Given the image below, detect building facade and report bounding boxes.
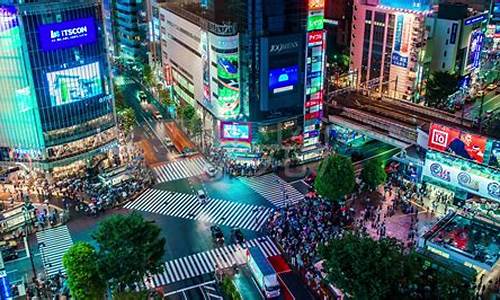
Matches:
[0,0,117,170]
[350,0,433,101]
[160,1,320,159]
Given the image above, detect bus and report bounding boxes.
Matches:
[246,247,280,298]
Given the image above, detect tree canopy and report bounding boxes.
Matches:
[314,154,355,202]
[425,71,460,109]
[320,233,475,300]
[63,242,106,300]
[361,158,387,190]
[92,212,166,291]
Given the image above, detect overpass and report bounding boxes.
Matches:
[325,92,475,149]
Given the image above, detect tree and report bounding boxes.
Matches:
[63,242,106,300]
[189,113,203,137]
[361,158,387,190]
[314,154,355,202]
[114,84,125,110]
[425,71,460,109]
[92,212,166,291]
[320,233,475,300]
[143,64,154,87]
[117,107,136,133]
[159,89,173,106]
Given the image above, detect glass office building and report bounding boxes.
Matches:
[0,0,117,170]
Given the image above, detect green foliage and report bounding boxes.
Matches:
[257,130,278,145]
[117,107,136,133]
[314,154,355,202]
[62,242,106,300]
[114,84,125,110]
[281,127,293,140]
[143,64,154,87]
[159,89,173,106]
[425,71,460,109]
[320,233,475,300]
[221,277,242,300]
[189,114,203,136]
[92,212,166,291]
[361,158,387,190]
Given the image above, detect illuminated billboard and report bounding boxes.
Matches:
[487,141,500,169]
[269,65,299,94]
[391,14,410,68]
[47,62,103,106]
[308,0,325,10]
[466,30,483,70]
[424,151,500,202]
[428,123,487,164]
[307,15,324,31]
[379,0,431,11]
[216,53,240,118]
[220,122,251,142]
[38,18,97,51]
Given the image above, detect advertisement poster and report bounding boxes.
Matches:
[216,54,240,118]
[428,123,487,164]
[391,14,410,68]
[220,122,251,142]
[423,151,500,201]
[46,62,103,106]
[466,30,484,70]
[38,18,97,51]
[269,65,299,94]
[487,140,500,169]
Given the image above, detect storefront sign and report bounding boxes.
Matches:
[450,23,458,45]
[464,14,487,26]
[39,18,97,51]
[269,41,299,54]
[423,157,500,202]
[391,53,408,68]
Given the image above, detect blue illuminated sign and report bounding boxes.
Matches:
[379,0,431,11]
[394,15,404,52]
[391,53,408,68]
[269,65,299,94]
[450,23,458,45]
[0,276,11,299]
[464,14,487,26]
[38,18,97,51]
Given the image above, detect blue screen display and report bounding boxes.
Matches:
[379,0,431,11]
[38,18,97,51]
[269,65,299,94]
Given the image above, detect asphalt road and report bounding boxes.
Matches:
[460,90,500,119]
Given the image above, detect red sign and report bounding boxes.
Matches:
[309,0,325,10]
[305,111,321,120]
[308,31,324,45]
[428,123,487,164]
[305,99,321,108]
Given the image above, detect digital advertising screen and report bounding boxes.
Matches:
[308,0,325,10]
[220,122,251,142]
[38,18,97,51]
[424,151,500,201]
[466,30,484,70]
[307,15,324,31]
[379,0,431,11]
[269,65,299,94]
[391,14,410,68]
[216,53,240,118]
[428,123,487,164]
[47,62,103,106]
[487,140,500,169]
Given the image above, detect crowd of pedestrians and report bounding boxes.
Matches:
[205,145,272,177]
[266,195,354,297]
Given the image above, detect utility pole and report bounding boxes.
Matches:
[22,198,36,280]
[478,93,485,133]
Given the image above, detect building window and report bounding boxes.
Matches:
[442,62,446,68]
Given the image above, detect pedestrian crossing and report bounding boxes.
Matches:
[125,189,272,231]
[153,157,207,183]
[142,236,280,288]
[36,225,74,277]
[239,173,304,208]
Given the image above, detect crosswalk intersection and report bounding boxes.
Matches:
[239,173,304,208]
[124,189,272,231]
[153,157,207,183]
[142,236,280,288]
[36,225,74,277]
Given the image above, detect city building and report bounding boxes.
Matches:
[350,0,434,101]
[0,0,117,170]
[427,3,488,87]
[325,0,353,49]
[160,1,325,160]
[105,0,148,63]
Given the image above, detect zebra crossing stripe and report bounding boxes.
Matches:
[125,190,272,231]
[141,236,279,289]
[153,157,208,183]
[36,225,74,277]
[239,174,304,208]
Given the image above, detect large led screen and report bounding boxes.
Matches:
[220,122,251,142]
[269,65,299,94]
[487,141,500,169]
[216,54,240,118]
[428,123,487,164]
[47,62,103,106]
[38,18,97,51]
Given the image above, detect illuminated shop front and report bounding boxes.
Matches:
[0,0,117,170]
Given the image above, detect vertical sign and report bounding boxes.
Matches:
[200,30,211,105]
[303,0,325,150]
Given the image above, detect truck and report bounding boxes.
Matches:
[246,247,280,298]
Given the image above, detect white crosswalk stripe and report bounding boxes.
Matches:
[153,157,207,183]
[144,236,279,288]
[36,225,74,277]
[125,189,272,231]
[239,173,304,207]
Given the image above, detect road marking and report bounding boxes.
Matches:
[152,157,208,183]
[163,280,216,297]
[36,225,74,276]
[239,174,304,208]
[125,189,272,231]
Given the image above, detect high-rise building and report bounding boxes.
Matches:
[106,0,148,62]
[0,0,117,170]
[160,1,325,160]
[350,0,434,101]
